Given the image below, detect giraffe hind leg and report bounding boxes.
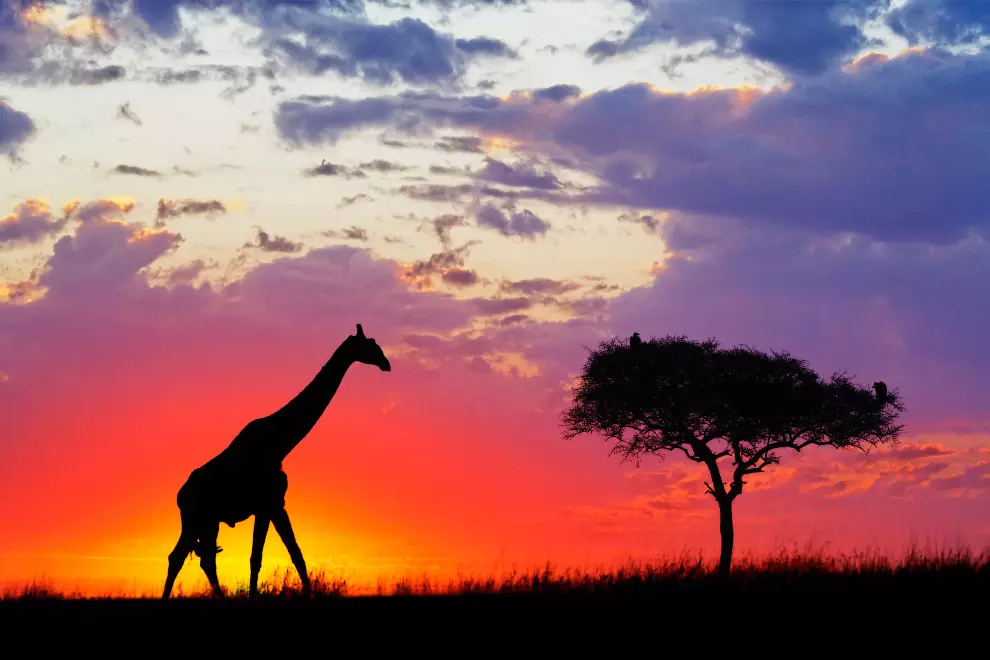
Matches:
[271,507,310,595]
[196,521,224,598]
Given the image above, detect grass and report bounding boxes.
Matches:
[3,546,988,650]
[5,543,990,601]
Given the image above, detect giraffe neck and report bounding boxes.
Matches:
[270,343,355,462]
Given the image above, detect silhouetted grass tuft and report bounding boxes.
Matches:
[4,544,989,601]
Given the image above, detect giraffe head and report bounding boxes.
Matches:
[346,323,391,371]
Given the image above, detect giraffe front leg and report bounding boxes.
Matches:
[197,522,224,598]
[271,507,311,595]
[250,514,270,598]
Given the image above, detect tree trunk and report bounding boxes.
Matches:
[717,496,733,580]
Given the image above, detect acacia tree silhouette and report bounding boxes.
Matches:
[561,334,904,579]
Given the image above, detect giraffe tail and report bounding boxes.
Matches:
[191,541,224,558]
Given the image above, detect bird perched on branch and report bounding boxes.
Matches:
[873,381,888,406]
[630,332,642,348]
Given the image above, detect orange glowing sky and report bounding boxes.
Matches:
[3,0,990,596]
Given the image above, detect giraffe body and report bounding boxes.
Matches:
[161,324,390,599]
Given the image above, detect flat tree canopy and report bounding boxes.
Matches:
[562,335,904,577]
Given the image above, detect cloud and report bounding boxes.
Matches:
[431,213,466,248]
[406,243,474,278]
[499,313,528,326]
[403,241,478,289]
[930,461,990,494]
[454,36,517,59]
[274,92,540,148]
[34,201,183,301]
[323,226,369,241]
[435,135,484,153]
[887,0,990,47]
[475,204,550,240]
[165,258,212,287]
[155,198,227,226]
[243,228,303,253]
[0,199,73,248]
[442,267,480,287]
[551,50,990,243]
[605,219,990,425]
[64,64,126,85]
[586,0,889,77]
[71,198,136,224]
[278,49,990,244]
[618,213,662,235]
[338,193,372,208]
[358,159,408,173]
[303,160,366,178]
[0,198,478,383]
[500,278,580,296]
[0,100,36,155]
[470,296,533,316]
[476,157,561,190]
[111,164,162,177]
[264,15,515,86]
[396,182,522,204]
[429,164,469,176]
[0,1,72,74]
[532,84,582,103]
[0,3,123,84]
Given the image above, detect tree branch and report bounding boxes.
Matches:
[675,444,704,462]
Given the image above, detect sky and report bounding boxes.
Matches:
[2,0,990,596]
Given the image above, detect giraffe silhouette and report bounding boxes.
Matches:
[161,324,391,600]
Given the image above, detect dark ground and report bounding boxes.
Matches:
[1,585,985,654]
